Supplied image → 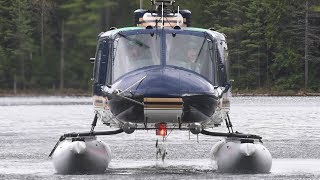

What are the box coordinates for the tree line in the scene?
[0,0,319,94]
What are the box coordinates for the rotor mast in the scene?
[134,0,191,27]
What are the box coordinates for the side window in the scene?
[224,48,229,81]
[94,50,102,83]
[217,47,227,86]
[93,43,103,83]
[106,41,113,85]
[213,46,219,85]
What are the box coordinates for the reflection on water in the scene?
[0,96,319,179]
[1,159,320,179]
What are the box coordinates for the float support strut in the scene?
[49,129,123,157]
[201,130,262,140]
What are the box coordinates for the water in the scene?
[0,96,320,179]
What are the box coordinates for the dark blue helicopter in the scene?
[49,0,271,174]
[92,25,230,127]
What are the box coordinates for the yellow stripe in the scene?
[144,98,182,103]
[93,96,183,109]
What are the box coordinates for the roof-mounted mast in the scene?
[152,0,175,12]
[134,0,191,28]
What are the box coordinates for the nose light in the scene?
[156,123,167,136]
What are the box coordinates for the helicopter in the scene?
[49,0,272,174]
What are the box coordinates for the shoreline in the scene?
[0,90,319,97]
[0,89,91,97]
[232,92,320,97]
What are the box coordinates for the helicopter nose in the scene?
[139,67,216,97]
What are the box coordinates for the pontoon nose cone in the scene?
[70,141,86,154]
[239,143,256,156]
[51,137,112,174]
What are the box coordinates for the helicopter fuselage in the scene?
[92,27,230,129]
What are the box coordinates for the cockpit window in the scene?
[113,33,160,81]
[111,30,216,83]
[166,33,215,82]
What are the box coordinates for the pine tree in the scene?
[0,0,34,91]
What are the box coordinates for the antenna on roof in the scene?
[161,2,164,28]
[135,0,191,27]
[152,0,175,6]
[152,0,175,11]
[140,0,143,9]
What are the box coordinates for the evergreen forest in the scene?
[0,0,319,95]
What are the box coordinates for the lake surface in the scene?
[0,96,319,179]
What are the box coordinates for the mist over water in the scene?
[0,96,320,179]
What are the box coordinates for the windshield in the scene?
[113,33,160,80]
[166,33,215,82]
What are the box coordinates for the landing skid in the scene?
[48,114,124,174]
[48,129,123,158]
[49,113,271,174]
[201,130,262,142]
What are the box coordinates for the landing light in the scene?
[156,123,167,136]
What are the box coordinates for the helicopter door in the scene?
[93,39,109,95]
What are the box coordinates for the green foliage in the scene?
[61,0,117,46]
[199,0,320,91]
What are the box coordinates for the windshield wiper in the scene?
[118,33,150,49]
[194,37,207,63]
